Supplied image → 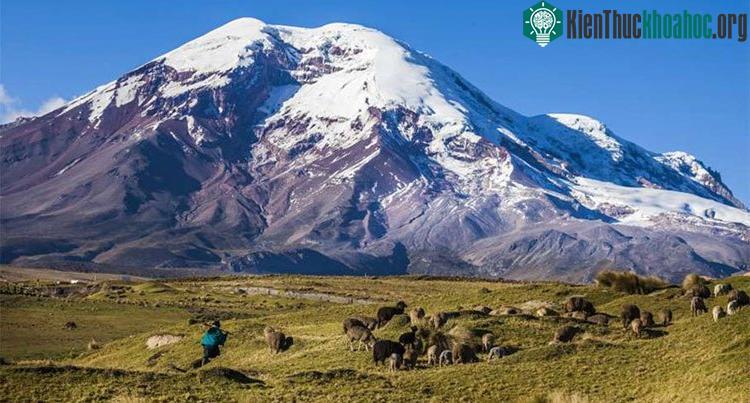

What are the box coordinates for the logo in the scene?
[524,1,563,47]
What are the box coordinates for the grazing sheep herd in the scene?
[254,278,747,373]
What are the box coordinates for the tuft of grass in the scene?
[681,273,707,291]
[595,270,668,294]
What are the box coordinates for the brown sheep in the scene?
[686,284,711,299]
[620,304,640,329]
[452,343,478,364]
[409,307,426,324]
[351,316,378,331]
[587,313,610,325]
[552,326,580,343]
[346,325,377,351]
[264,326,293,354]
[630,319,642,338]
[481,333,496,352]
[728,289,750,306]
[639,311,655,327]
[658,309,673,326]
[564,297,596,315]
[691,297,708,316]
[431,312,449,329]
[343,317,366,334]
[428,331,451,353]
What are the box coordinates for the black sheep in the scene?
[564,297,595,315]
[398,326,418,347]
[620,304,640,329]
[372,340,405,365]
[376,301,407,327]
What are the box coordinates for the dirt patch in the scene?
[146,334,183,349]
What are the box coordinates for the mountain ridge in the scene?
[1,18,748,282]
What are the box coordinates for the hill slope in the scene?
[1,274,749,401]
[1,18,748,282]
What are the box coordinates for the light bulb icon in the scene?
[531,8,555,46]
[524,2,562,48]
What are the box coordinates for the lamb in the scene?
[564,297,595,316]
[630,319,642,338]
[398,326,418,348]
[691,297,708,316]
[373,340,405,366]
[487,346,512,361]
[388,353,402,371]
[346,325,377,351]
[409,307,426,324]
[728,289,750,306]
[658,309,673,326]
[377,301,407,327]
[438,350,453,366]
[481,333,496,352]
[727,300,740,315]
[452,343,478,364]
[426,345,439,366]
[264,326,293,354]
[714,283,733,297]
[712,306,726,322]
[620,304,641,329]
[640,311,655,327]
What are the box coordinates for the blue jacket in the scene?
[201,327,227,348]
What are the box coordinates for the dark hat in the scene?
[212,320,221,328]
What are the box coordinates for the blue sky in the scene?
[1,0,748,203]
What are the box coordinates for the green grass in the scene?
[1,274,749,402]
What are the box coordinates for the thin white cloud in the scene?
[0,84,67,123]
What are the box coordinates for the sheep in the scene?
[620,304,641,329]
[452,343,478,364]
[426,345,439,366]
[373,340,405,366]
[640,311,655,327]
[587,313,610,325]
[487,346,512,361]
[728,289,750,306]
[412,337,424,356]
[409,307,426,324]
[264,326,293,354]
[481,333,496,352]
[536,307,558,317]
[438,350,453,366]
[564,297,596,315]
[346,325,377,351]
[398,326,418,348]
[343,317,366,334]
[351,316,378,331]
[428,331,451,353]
[712,306,726,322]
[402,347,418,370]
[630,319,642,338]
[686,284,711,299]
[388,353,402,371]
[658,309,673,326]
[552,326,579,343]
[377,301,407,327]
[64,321,77,330]
[714,283,733,297]
[431,312,449,329]
[691,297,708,316]
[727,300,740,315]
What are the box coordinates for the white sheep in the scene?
[712,306,726,322]
[727,300,740,315]
[426,345,439,366]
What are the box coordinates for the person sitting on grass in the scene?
[200,320,228,366]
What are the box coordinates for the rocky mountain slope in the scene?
[1,18,748,282]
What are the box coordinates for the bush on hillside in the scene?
[681,273,706,291]
[595,270,668,295]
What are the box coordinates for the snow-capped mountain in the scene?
[1,18,748,282]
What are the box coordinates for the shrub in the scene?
[681,273,706,291]
[595,270,667,294]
